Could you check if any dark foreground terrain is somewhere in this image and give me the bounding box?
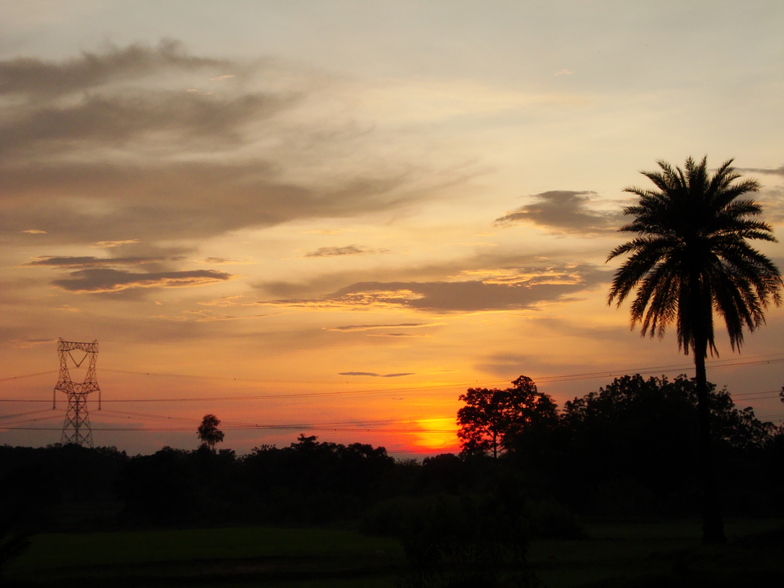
[4,519,783,587]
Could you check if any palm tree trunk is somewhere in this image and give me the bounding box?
[693,338,726,544]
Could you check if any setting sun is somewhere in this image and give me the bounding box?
[0,2,781,459]
[411,418,460,453]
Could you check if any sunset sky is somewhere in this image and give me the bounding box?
[1,0,783,457]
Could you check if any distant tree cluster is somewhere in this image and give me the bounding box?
[1,369,780,541]
[457,373,783,520]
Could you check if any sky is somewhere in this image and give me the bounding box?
[1,0,783,457]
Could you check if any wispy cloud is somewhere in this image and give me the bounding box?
[327,322,436,332]
[0,41,431,249]
[92,239,140,248]
[0,39,230,98]
[0,91,290,156]
[0,161,413,245]
[184,309,270,322]
[304,245,387,258]
[339,371,415,378]
[52,268,232,293]
[199,257,254,265]
[261,264,608,313]
[9,338,55,348]
[739,165,784,177]
[25,255,167,268]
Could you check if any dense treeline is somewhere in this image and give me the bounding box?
[1,374,782,537]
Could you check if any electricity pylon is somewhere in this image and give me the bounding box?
[53,338,101,447]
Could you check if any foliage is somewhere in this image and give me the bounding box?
[1,370,781,537]
[607,156,781,353]
[392,492,537,588]
[196,413,225,451]
[457,376,557,458]
[559,374,702,515]
[115,446,201,524]
[238,435,396,523]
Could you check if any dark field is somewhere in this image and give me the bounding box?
[6,519,783,587]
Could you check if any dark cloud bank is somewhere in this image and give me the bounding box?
[495,190,621,234]
[261,264,608,313]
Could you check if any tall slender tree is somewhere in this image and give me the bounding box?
[607,156,782,543]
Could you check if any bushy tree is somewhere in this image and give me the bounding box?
[557,374,776,517]
[197,414,225,452]
[457,376,557,458]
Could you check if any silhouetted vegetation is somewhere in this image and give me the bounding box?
[1,373,782,585]
[607,156,783,543]
[0,375,780,538]
[197,413,225,452]
[457,375,558,459]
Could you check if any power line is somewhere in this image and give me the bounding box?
[0,370,57,382]
[5,354,782,388]
[529,356,784,384]
[5,386,781,405]
[0,408,54,421]
[2,424,457,434]
[98,409,441,432]
[93,353,784,387]
[0,413,62,427]
[2,354,782,404]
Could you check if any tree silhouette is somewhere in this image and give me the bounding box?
[197,414,225,452]
[457,375,557,458]
[607,156,783,543]
[457,387,508,458]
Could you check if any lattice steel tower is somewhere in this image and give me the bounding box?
[53,338,101,447]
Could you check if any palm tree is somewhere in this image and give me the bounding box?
[607,156,782,543]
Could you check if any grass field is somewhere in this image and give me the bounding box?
[5,519,784,587]
[531,519,784,587]
[6,526,404,587]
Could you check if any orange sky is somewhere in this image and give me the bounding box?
[1,1,783,457]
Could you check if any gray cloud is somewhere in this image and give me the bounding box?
[0,41,457,249]
[760,189,784,224]
[0,39,229,98]
[0,40,279,158]
[495,190,620,234]
[262,264,609,313]
[7,338,56,349]
[474,353,538,379]
[25,255,166,268]
[1,91,291,156]
[0,161,410,244]
[739,165,784,177]
[52,268,232,293]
